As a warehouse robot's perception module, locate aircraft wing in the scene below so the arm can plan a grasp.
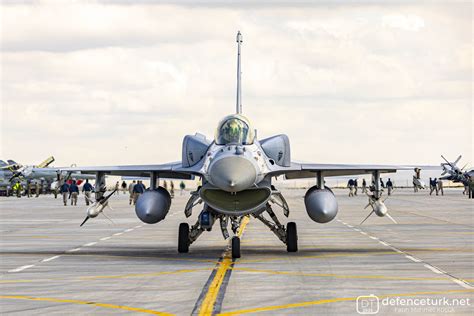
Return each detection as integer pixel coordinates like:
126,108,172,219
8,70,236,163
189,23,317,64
61,162,195,180
281,162,440,179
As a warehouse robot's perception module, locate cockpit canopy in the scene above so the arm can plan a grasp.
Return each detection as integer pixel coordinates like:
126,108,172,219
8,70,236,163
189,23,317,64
215,114,255,145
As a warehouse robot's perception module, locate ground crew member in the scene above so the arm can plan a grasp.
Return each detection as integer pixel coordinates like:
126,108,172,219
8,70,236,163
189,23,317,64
362,179,367,194
69,180,79,206
170,181,175,198
437,179,444,196
133,180,145,205
413,176,419,193
13,181,22,198
121,181,127,194
128,180,136,205
26,180,32,197
60,182,70,206
354,179,358,196
429,178,438,196
387,178,394,196
115,181,120,196
347,179,354,197
35,181,41,197
163,180,168,191
82,179,94,205
380,178,385,188
180,181,185,195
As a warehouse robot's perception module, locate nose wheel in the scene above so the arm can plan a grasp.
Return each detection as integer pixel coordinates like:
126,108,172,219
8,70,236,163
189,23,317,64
286,222,298,252
231,236,241,258
178,223,190,253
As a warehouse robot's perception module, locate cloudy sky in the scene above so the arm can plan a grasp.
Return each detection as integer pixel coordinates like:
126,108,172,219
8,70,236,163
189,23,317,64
1,0,472,169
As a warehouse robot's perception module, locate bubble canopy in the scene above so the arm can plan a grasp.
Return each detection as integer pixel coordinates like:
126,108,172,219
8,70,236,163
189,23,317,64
215,114,255,145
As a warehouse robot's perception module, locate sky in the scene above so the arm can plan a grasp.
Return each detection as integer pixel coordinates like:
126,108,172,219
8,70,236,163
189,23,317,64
1,0,472,172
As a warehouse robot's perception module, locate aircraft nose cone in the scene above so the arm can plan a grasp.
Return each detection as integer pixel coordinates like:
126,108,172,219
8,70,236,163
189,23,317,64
209,156,257,192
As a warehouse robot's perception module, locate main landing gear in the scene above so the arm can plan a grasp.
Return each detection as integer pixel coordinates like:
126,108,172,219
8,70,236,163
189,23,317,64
178,201,298,257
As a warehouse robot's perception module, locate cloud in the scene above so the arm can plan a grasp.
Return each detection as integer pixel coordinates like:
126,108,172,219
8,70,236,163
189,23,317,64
1,1,472,167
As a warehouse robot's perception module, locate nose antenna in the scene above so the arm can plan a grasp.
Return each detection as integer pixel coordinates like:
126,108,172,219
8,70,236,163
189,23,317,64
236,31,243,114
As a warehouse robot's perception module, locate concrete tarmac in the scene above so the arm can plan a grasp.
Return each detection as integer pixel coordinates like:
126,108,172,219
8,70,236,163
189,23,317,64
0,188,472,315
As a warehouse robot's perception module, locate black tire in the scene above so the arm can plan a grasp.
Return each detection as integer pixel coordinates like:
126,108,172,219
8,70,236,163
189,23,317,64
286,222,298,252
178,223,190,253
231,236,241,258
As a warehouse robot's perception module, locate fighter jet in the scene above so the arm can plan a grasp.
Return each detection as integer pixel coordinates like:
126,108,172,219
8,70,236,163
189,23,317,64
0,156,94,187
440,155,473,187
64,32,436,258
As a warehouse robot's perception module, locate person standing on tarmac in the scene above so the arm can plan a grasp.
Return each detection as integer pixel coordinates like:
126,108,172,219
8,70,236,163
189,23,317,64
347,179,354,197
179,181,185,195
82,179,94,205
69,180,79,206
437,179,444,196
354,179,358,196
128,180,136,205
362,179,367,194
121,181,127,194
60,182,70,206
380,178,386,189
35,181,41,197
386,178,394,196
13,181,22,198
26,180,32,198
133,180,145,205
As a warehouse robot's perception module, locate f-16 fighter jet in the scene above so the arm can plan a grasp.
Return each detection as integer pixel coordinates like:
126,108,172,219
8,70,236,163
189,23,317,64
0,156,94,186
64,32,435,258
440,155,473,187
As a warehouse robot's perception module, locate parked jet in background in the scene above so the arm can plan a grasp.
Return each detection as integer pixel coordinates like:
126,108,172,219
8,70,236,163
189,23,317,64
440,155,473,186
64,32,438,258
0,156,95,189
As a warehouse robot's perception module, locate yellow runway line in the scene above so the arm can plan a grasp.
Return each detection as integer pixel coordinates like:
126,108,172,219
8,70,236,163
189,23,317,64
218,289,474,315
0,295,174,315
198,216,250,316
231,267,450,281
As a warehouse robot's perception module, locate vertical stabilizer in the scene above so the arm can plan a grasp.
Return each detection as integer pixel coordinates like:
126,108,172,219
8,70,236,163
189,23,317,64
236,31,243,114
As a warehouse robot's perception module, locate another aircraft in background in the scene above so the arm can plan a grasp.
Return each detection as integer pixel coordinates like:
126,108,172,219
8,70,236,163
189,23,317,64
440,155,473,187
0,156,95,190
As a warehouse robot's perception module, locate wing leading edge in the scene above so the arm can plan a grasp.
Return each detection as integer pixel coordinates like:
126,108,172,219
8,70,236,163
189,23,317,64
282,162,440,179
61,162,195,180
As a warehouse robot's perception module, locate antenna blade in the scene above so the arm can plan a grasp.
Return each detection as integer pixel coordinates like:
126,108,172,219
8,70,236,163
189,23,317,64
386,213,398,224
360,210,375,225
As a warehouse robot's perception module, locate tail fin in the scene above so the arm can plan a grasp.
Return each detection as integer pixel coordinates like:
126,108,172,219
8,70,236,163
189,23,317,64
37,156,55,168
236,31,243,114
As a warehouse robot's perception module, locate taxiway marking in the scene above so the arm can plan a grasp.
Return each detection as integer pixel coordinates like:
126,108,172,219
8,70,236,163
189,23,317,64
6,224,142,273
0,295,174,315
196,216,250,316
41,255,61,262
8,265,35,273
217,289,474,315
338,219,474,290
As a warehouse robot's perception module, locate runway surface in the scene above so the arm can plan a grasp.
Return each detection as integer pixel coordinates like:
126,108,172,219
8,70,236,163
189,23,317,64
0,188,473,315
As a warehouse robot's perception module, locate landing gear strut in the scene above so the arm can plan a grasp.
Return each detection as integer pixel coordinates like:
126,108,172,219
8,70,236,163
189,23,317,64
253,203,298,253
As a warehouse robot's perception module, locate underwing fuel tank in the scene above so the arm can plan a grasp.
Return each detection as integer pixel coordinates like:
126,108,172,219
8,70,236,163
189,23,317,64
304,186,338,223
135,187,171,224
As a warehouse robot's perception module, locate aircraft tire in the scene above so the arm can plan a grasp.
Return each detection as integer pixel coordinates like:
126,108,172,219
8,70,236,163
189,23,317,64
231,236,241,258
286,222,298,252
178,223,190,253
